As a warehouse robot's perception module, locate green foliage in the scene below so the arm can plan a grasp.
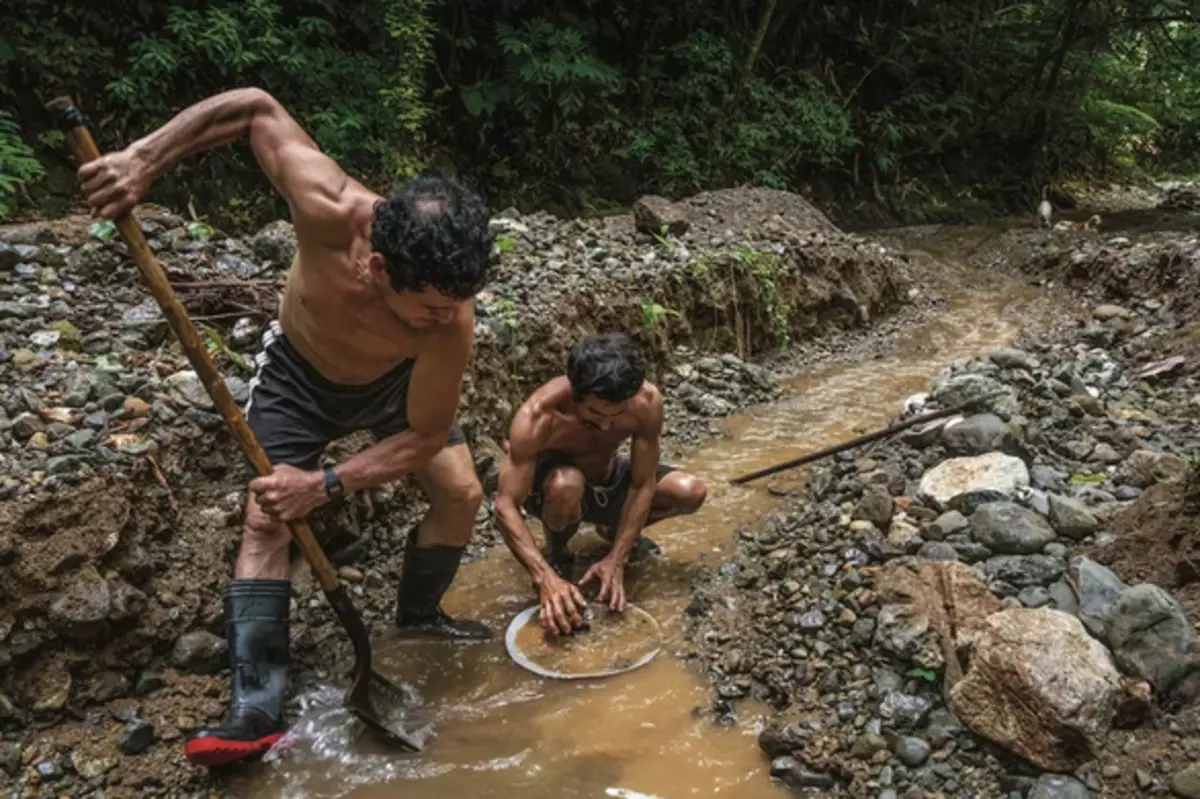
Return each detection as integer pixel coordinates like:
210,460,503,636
731,246,790,348
89,220,117,242
621,32,856,194
0,111,43,220
2,0,435,228
907,667,938,684
638,296,680,328
1,0,1198,227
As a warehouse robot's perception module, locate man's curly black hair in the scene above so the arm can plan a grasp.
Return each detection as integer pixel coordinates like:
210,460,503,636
370,172,494,300
567,333,645,403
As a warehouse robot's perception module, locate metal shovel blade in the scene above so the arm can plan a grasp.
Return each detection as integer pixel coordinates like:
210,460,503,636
327,585,426,752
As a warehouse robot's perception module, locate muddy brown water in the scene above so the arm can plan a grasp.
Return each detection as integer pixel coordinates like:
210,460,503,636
234,233,1049,799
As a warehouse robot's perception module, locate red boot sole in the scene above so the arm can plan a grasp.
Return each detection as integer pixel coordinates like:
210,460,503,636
184,733,284,767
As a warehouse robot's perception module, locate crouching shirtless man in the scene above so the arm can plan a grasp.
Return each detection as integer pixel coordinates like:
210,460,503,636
75,88,494,766
494,333,707,634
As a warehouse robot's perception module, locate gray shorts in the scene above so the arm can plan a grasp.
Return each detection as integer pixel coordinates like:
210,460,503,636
523,451,676,529
243,319,466,468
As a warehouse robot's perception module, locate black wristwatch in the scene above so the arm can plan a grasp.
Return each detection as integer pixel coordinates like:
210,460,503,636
323,466,345,499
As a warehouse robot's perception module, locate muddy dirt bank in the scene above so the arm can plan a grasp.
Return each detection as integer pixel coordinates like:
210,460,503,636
0,187,919,796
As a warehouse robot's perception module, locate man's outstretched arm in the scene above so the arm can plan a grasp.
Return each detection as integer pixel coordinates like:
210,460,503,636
77,88,352,244
494,409,587,634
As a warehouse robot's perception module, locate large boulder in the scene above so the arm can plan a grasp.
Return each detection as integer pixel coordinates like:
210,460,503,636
874,559,1003,669
1105,584,1200,703
633,195,689,236
951,607,1123,771
918,452,1030,513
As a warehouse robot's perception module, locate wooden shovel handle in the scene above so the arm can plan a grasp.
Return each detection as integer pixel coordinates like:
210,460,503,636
46,95,342,593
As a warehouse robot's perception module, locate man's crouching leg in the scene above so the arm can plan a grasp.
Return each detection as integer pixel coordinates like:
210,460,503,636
185,496,291,766
396,437,492,639
598,468,707,559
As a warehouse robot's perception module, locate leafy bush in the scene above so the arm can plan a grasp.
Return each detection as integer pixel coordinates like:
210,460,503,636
0,111,44,220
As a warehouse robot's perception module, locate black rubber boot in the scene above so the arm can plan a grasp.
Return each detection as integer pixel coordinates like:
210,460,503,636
395,525,492,640
184,579,290,767
542,527,577,581
596,526,662,560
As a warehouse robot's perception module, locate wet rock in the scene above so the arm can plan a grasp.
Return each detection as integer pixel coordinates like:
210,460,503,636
251,219,297,265
117,719,156,755
926,510,968,540
108,579,149,623
1071,557,1126,639
48,565,112,641
1172,764,1200,799
854,488,894,528
1105,584,1200,701
951,608,1123,771
970,501,1056,555
36,760,63,782
0,241,19,270
991,349,1035,370
0,742,20,776
134,670,166,696
917,541,959,561
929,373,1008,408
893,736,931,767
172,631,228,674
879,691,932,729
852,732,889,759
633,195,690,236
1116,449,1189,488
982,554,1065,588
1093,304,1130,321
231,316,261,349
941,414,1013,456
1047,495,1099,540
165,369,215,409
1030,774,1091,799
918,452,1030,512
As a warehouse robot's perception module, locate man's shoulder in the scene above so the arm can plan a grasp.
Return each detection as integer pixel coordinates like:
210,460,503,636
509,379,568,446
294,184,377,253
632,381,664,431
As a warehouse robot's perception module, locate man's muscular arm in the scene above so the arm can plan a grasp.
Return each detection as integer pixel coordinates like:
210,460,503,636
334,317,473,494
77,88,353,246
579,386,663,611
494,411,557,584
494,405,587,634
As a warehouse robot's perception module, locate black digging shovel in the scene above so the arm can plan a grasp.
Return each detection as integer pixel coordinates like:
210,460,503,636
45,95,424,752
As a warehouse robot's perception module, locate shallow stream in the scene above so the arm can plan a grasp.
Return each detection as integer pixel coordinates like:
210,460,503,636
238,228,1052,799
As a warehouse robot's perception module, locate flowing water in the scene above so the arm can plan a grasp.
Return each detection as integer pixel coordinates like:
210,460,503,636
237,231,1050,799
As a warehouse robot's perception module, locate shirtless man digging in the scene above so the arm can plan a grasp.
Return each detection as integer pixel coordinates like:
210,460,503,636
75,88,494,766
494,333,708,634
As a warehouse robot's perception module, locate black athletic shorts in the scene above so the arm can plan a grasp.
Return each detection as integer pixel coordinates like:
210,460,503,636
523,451,676,530
244,319,466,469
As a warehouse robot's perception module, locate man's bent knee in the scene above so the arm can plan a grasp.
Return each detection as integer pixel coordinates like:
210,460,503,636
542,467,585,531
659,472,706,515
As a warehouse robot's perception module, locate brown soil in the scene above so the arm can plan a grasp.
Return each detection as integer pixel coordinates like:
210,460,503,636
1085,473,1200,620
